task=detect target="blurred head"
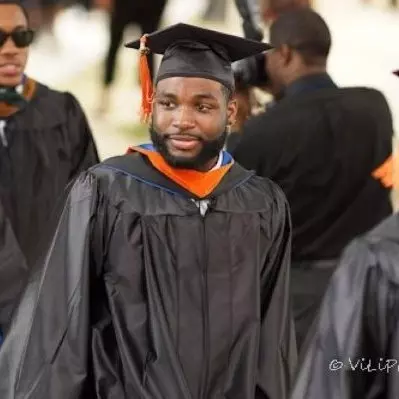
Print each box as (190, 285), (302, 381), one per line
(231, 80), (259, 132)
(151, 76), (237, 171)
(266, 9), (331, 96)
(0, 1), (33, 87)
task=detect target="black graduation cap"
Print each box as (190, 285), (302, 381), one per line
(393, 70), (399, 77)
(125, 23), (272, 122)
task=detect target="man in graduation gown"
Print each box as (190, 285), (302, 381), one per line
(232, 9), (393, 350)
(291, 211), (399, 398)
(0, 23), (297, 399)
(0, 0), (99, 339)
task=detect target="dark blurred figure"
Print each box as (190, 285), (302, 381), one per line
(291, 211), (399, 399)
(261, 0), (313, 24)
(232, 9), (393, 350)
(226, 80), (259, 153)
(24, 0), (64, 38)
(99, 0), (167, 112)
(202, 0), (227, 22)
(0, 0), (99, 339)
(39, 0), (63, 33)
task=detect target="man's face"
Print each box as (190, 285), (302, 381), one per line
(265, 48), (287, 98)
(151, 77), (237, 170)
(232, 87), (256, 132)
(0, 4), (29, 87)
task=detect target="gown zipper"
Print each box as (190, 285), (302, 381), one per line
(198, 198), (215, 399)
(0, 120), (8, 147)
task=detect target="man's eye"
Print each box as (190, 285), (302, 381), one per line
(158, 100), (175, 109)
(197, 104), (212, 112)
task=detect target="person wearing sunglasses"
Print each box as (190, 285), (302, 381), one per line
(0, 0), (99, 346)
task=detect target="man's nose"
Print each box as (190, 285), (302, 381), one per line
(1, 37), (18, 55)
(172, 106), (195, 130)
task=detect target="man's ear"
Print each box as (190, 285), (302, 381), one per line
(227, 98), (238, 126)
(280, 44), (293, 66)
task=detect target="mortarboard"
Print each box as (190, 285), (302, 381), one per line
(393, 70), (399, 77)
(125, 23), (272, 122)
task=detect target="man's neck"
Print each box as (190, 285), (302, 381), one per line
(284, 67), (328, 88)
(197, 152), (223, 172)
(279, 70), (337, 100)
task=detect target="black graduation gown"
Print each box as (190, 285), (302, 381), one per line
(233, 86), (393, 261)
(291, 212), (399, 399)
(0, 82), (99, 329)
(0, 152), (297, 399)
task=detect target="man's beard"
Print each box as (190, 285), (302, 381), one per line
(150, 127), (227, 171)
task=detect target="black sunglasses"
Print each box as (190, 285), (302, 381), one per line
(0, 29), (35, 48)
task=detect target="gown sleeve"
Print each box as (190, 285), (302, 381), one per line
(257, 184), (298, 399)
(0, 201), (28, 330)
(291, 236), (399, 399)
(0, 171), (116, 399)
(64, 92), (100, 179)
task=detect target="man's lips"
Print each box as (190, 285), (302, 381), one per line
(0, 64), (22, 76)
(167, 135), (201, 151)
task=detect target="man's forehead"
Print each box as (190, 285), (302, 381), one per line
(156, 77), (223, 94)
(0, 4), (27, 28)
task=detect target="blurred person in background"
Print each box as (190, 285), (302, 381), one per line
(261, 0), (313, 24)
(202, 0), (227, 23)
(232, 9), (394, 350)
(24, 0), (64, 40)
(98, 0), (167, 112)
(227, 0), (275, 153)
(225, 78), (259, 153)
(37, 0), (63, 36)
(0, 0), (99, 344)
(291, 210), (399, 399)
(234, 0), (314, 41)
